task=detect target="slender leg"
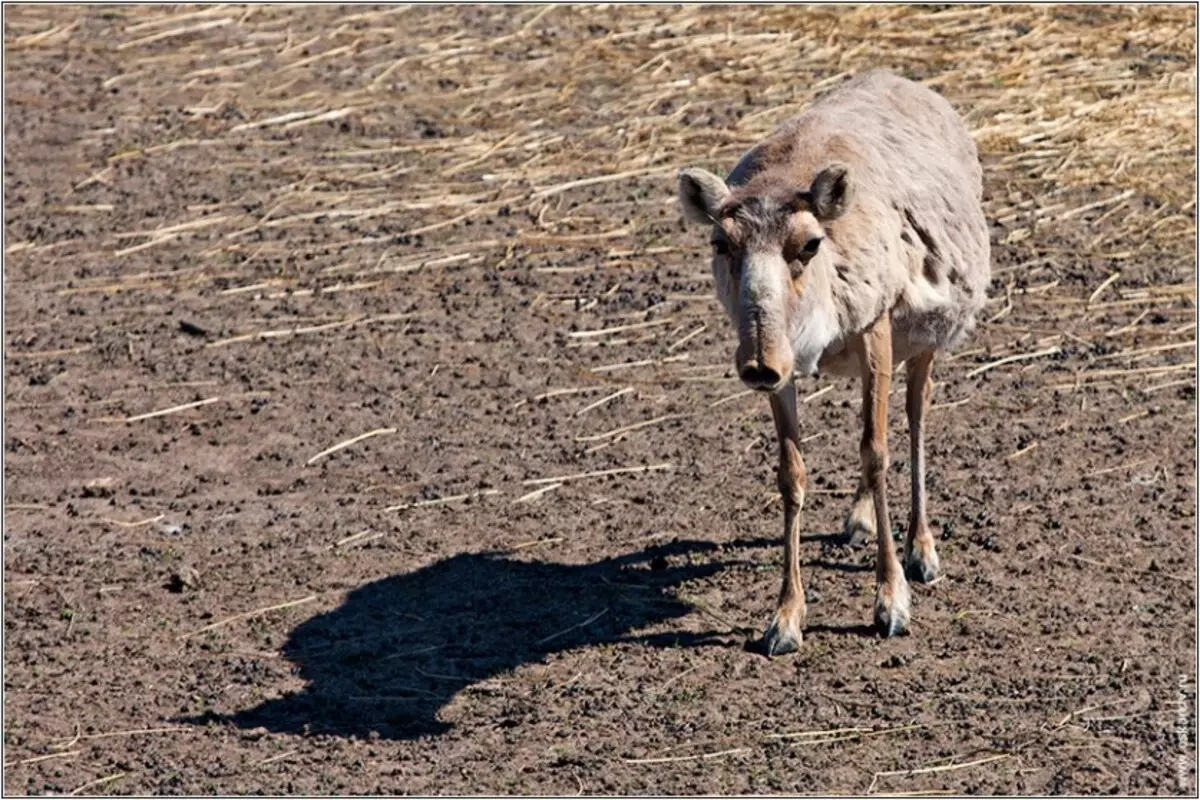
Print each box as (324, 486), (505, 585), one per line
(904, 350), (940, 583)
(762, 379), (807, 656)
(853, 313), (910, 637)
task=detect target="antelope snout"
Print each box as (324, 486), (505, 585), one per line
(736, 338), (792, 392)
(739, 361), (783, 390)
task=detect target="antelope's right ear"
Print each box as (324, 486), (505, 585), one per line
(677, 168), (730, 225)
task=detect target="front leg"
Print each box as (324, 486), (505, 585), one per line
(762, 380), (807, 656)
(854, 313), (910, 637)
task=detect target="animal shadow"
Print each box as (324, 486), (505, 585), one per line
(192, 539), (752, 740)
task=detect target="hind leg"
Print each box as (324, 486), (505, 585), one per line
(843, 476), (875, 547)
(904, 350), (940, 583)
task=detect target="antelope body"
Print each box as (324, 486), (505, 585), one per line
(677, 69), (990, 655)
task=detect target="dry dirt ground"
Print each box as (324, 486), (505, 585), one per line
(4, 5), (1197, 795)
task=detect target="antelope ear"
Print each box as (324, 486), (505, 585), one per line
(677, 168), (730, 225)
(810, 163), (853, 220)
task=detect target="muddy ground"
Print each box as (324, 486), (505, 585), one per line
(4, 5), (1197, 795)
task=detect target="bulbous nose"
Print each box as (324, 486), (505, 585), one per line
(739, 361), (783, 390)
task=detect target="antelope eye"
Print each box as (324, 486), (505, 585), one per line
(711, 239), (731, 257)
(788, 236), (823, 271)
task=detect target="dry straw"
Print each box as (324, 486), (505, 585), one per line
(7, 5), (1192, 285)
(4, 5), (1194, 481)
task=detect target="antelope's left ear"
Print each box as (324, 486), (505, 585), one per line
(677, 167), (730, 225)
(810, 162), (853, 221)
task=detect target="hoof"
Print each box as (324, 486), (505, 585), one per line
(842, 493), (875, 547)
(762, 611), (804, 656)
(842, 518), (872, 548)
(904, 541), (940, 584)
(874, 578), (911, 638)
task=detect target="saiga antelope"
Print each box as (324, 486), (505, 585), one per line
(677, 69), (990, 655)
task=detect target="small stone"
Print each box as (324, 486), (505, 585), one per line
(166, 566), (202, 593)
(82, 477), (116, 498)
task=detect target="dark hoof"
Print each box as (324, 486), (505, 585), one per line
(874, 612), (909, 638)
(762, 616), (802, 656)
(874, 580), (911, 638)
(905, 558), (938, 584)
(904, 545), (940, 584)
